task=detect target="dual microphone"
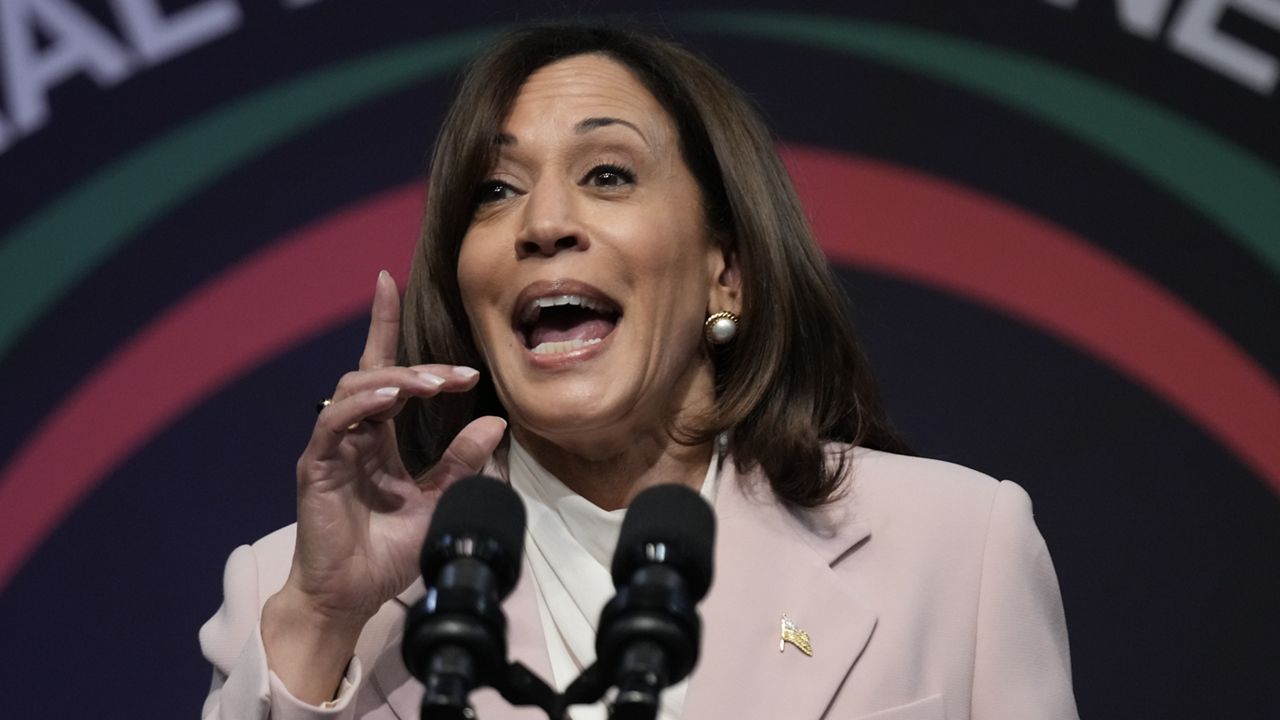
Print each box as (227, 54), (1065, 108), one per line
(401, 475), (716, 720)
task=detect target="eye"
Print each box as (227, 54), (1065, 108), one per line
(584, 163), (635, 188)
(475, 179), (518, 205)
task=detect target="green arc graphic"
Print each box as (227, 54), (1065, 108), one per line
(1, 14), (1277, 362)
(0, 29), (494, 360)
(682, 11), (1280, 273)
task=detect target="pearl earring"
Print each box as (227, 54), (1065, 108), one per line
(704, 311), (739, 345)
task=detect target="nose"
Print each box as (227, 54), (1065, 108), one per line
(515, 179), (588, 258)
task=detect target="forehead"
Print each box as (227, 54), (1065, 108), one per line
(502, 54), (674, 140)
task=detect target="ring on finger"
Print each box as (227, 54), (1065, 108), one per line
(317, 396), (361, 431)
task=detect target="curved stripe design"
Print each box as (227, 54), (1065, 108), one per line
(0, 186), (422, 592)
(683, 11), (1280, 279)
(781, 145), (1280, 493)
(2, 149), (1277, 593)
(4, 14), (1278, 368)
(0, 29), (491, 361)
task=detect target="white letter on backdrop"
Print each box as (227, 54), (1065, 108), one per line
(1115, 0), (1178, 38)
(0, 0), (131, 133)
(109, 0), (241, 65)
(1170, 0), (1280, 93)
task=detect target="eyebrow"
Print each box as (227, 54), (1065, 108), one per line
(493, 116), (650, 147)
(575, 116), (648, 145)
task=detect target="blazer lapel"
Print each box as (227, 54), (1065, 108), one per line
(682, 461), (876, 720)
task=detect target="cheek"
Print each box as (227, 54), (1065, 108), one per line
(637, 247), (718, 352)
(455, 243), (498, 368)
(456, 236), (491, 318)
(631, 211), (709, 274)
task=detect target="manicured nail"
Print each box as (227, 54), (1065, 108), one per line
(418, 372), (446, 387)
(375, 386), (400, 398)
(454, 366), (480, 379)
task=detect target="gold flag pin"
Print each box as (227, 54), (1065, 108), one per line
(779, 614), (813, 656)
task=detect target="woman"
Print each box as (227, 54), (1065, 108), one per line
(200, 25), (1079, 720)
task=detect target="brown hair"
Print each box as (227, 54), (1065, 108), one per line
(398, 24), (908, 506)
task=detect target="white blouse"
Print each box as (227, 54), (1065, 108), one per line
(507, 438), (722, 720)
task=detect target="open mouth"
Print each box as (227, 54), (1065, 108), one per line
(515, 293), (621, 355)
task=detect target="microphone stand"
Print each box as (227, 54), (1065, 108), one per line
(493, 662), (560, 718)
(404, 584), (560, 719)
(555, 579), (697, 720)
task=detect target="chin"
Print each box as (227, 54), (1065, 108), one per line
(505, 385), (636, 446)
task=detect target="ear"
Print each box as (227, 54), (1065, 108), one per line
(707, 237), (743, 316)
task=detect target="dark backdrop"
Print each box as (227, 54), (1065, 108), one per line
(1, 1), (1277, 717)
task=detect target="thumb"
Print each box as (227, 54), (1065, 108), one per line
(424, 416), (507, 492)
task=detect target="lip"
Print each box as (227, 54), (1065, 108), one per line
(511, 279), (622, 365)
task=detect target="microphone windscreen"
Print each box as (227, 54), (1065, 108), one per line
(611, 484), (715, 600)
(422, 475), (526, 594)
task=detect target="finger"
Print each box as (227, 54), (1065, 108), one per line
(357, 364), (486, 425)
(409, 364), (482, 391)
(334, 366), (447, 402)
(314, 386), (403, 440)
(330, 365), (482, 410)
(424, 416), (508, 491)
(359, 270), (401, 371)
(338, 365), (480, 397)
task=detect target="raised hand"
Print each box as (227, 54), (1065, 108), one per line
(261, 270), (506, 703)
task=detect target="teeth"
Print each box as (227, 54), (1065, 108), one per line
(530, 294), (610, 315)
(531, 337), (604, 355)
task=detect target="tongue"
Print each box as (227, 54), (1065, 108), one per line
(528, 315), (615, 347)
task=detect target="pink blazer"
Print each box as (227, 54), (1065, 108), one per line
(200, 447), (1079, 719)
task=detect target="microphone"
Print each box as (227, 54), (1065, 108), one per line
(402, 475), (526, 720)
(561, 483), (716, 720)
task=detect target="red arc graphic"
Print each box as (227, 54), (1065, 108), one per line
(1, 146), (1276, 593)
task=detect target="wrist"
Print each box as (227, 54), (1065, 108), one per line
(261, 586), (366, 705)
(266, 582), (370, 639)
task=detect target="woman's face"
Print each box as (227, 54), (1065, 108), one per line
(457, 54), (737, 455)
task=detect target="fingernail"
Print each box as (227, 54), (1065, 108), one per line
(418, 372), (446, 387)
(375, 386), (400, 398)
(454, 366), (480, 379)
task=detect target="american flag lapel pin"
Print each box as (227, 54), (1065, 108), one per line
(780, 614), (813, 656)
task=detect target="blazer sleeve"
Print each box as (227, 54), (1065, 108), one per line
(198, 542), (364, 720)
(970, 480), (1080, 719)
